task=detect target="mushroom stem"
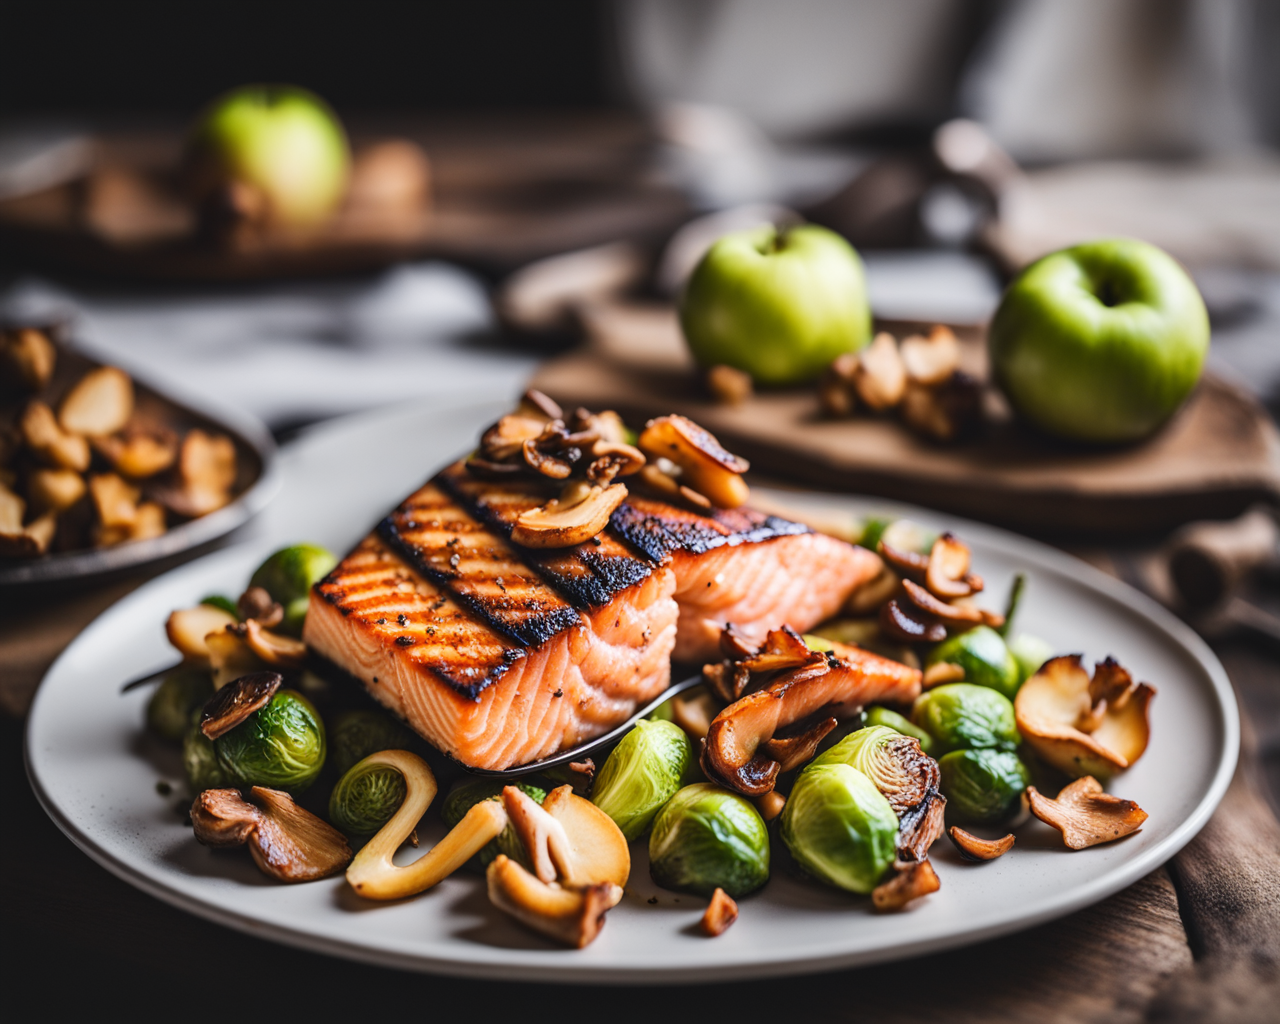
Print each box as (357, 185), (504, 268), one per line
(486, 855), (620, 948)
(345, 750), (508, 900)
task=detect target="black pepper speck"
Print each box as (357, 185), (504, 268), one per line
(395, 636), (415, 647)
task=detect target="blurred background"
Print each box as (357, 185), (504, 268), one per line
(1, 0), (1277, 433)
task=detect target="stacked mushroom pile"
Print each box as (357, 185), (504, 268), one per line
(0, 326), (240, 557)
(819, 326), (983, 442)
(467, 390), (751, 548)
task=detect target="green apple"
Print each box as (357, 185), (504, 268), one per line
(187, 84), (351, 226)
(989, 238), (1209, 442)
(679, 224), (872, 385)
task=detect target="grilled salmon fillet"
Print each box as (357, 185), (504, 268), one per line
(305, 462), (882, 769)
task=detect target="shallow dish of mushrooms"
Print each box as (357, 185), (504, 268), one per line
(25, 397), (1238, 983)
(0, 325), (276, 587)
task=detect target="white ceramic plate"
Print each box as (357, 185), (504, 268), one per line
(26, 398), (1239, 984)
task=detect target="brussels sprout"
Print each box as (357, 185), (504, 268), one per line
(780, 764), (899, 894)
(329, 709), (417, 776)
(809, 725), (934, 814)
(442, 778), (548, 868)
(864, 706), (934, 753)
(938, 748), (1030, 823)
(183, 718), (233, 791)
(214, 690), (326, 792)
(856, 516), (892, 552)
(649, 784), (770, 898)
(147, 668), (214, 743)
(1010, 633), (1054, 684)
(592, 719), (692, 840)
(199, 594), (239, 617)
(329, 756), (407, 835)
(878, 519), (938, 556)
(927, 626), (1021, 700)
(249, 543), (338, 635)
(911, 683), (1019, 755)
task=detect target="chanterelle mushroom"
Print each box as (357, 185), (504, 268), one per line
(191, 786), (352, 883)
(511, 479), (629, 549)
(1027, 776), (1148, 850)
(1015, 655), (1154, 779)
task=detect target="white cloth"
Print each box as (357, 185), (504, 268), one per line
(0, 262), (537, 431)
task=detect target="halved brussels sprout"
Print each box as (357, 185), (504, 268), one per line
(938, 749), (1030, 823)
(809, 725), (936, 814)
(864, 706), (934, 753)
(147, 668), (214, 743)
(214, 689), (326, 792)
(1010, 633), (1054, 684)
(329, 709), (417, 776)
(780, 764), (899, 894)
(442, 778), (548, 868)
(329, 756), (408, 835)
(183, 716), (233, 791)
(249, 543), (338, 635)
(911, 683), (1019, 755)
(592, 719), (693, 841)
(926, 626), (1020, 700)
(649, 783), (770, 898)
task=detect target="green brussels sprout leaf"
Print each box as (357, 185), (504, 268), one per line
(592, 719), (692, 841)
(249, 543), (338, 636)
(329, 757), (408, 835)
(938, 748), (1030, 823)
(911, 683), (1019, 755)
(147, 668), (214, 743)
(926, 625), (1021, 700)
(330, 709), (417, 776)
(863, 706), (934, 753)
(183, 715), (234, 791)
(214, 689), (326, 792)
(649, 783), (770, 898)
(780, 764), (898, 894)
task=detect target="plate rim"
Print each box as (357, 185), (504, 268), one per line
(23, 401), (1241, 984)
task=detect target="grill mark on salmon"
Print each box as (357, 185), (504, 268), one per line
(438, 461), (656, 609)
(378, 481), (581, 647)
(306, 534), (678, 769)
(312, 535), (523, 699)
(609, 495), (811, 562)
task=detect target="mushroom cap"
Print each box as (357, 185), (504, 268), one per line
(511, 481), (628, 549)
(1015, 655), (1154, 779)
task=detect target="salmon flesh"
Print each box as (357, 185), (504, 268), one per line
(304, 462), (882, 769)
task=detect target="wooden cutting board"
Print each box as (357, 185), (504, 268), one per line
(531, 302), (1280, 537)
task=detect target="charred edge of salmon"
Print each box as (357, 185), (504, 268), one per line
(376, 513), (581, 648)
(436, 461), (657, 610)
(609, 496), (812, 563)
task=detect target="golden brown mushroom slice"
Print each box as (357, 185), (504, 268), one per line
(702, 643), (922, 795)
(872, 859), (941, 912)
(191, 787), (352, 883)
(199, 671), (282, 739)
(0, 484), (56, 557)
(21, 400), (90, 472)
(701, 887), (739, 936)
(0, 327), (57, 392)
(59, 366), (134, 436)
(901, 579), (1004, 630)
(160, 429), (238, 518)
(638, 414), (750, 509)
(94, 426), (178, 479)
(511, 480), (628, 548)
(1027, 776), (1148, 850)
(925, 533), (981, 600)
(346, 750), (508, 900)
(948, 826), (1015, 861)
(485, 785), (630, 948)
(900, 326), (960, 386)
(852, 332), (907, 411)
(165, 604), (239, 665)
(1015, 655), (1155, 779)
(27, 469), (86, 515)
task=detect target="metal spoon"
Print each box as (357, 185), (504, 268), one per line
(464, 673), (704, 778)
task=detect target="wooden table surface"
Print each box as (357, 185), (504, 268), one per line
(4, 545), (1279, 1021)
